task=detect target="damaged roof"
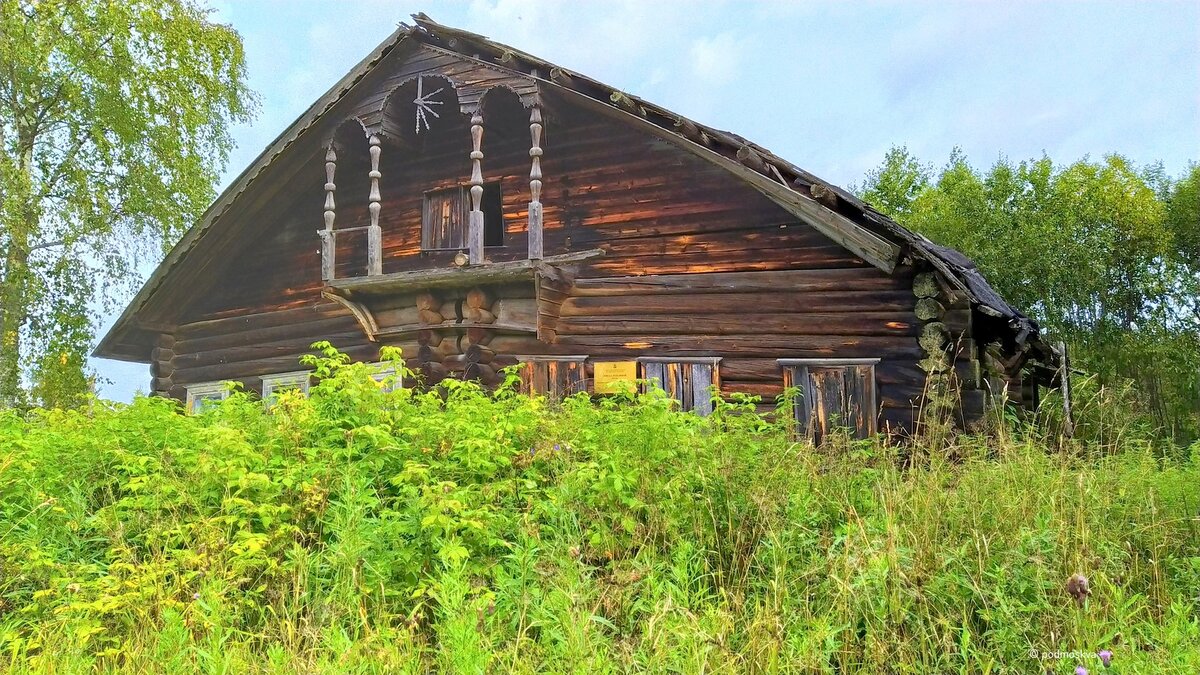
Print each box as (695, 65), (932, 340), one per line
(95, 13), (1057, 368)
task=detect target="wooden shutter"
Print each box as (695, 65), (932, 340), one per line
(422, 186), (468, 250)
(780, 359), (878, 442)
(639, 357), (720, 416)
(518, 357), (587, 398)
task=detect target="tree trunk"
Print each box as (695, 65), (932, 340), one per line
(0, 140), (36, 407)
(0, 234), (30, 407)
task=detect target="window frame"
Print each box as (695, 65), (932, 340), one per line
(421, 181), (504, 251)
(185, 381), (229, 414)
(260, 370), (312, 401)
(778, 358), (879, 441)
(367, 360), (403, 392)
(637, 356), (721, 416)
(514, 355), (588, 398)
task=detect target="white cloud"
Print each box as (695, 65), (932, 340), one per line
(689, 32), (740, 88)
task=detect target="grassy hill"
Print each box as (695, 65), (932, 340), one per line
(1, 348), (1197, 673)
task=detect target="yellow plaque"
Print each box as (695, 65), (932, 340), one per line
(593, 361), (638, 394)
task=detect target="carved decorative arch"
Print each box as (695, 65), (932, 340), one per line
(373, 73), (461, 144)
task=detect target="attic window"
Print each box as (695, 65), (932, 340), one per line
(422, 182), (504, 250)
(779, 359), (878, 442)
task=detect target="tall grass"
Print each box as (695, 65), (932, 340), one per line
(0, 346), (1197, 673)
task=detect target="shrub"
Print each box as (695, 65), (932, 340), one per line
(0, 345), (1196, 672)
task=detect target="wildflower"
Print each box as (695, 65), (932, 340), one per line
(1075, 667), (1088, 675)
(553, 444), (560, 452)
(192, 592), (200, 601)
(1066, 573), (1090, 606)
(1098, 650), (1112, 668)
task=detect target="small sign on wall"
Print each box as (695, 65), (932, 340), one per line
(593, 361), (638, 394)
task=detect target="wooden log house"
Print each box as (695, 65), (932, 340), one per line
(94, 14), (1059, 437)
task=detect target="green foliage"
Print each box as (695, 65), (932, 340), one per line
(859, 148), (1200, 441)
(0, 0), (255, 408)
(0, 346), (1197, 672)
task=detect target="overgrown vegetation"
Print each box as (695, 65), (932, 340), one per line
(1, 346), (1197, 673)
(859, 149), (1200, 442)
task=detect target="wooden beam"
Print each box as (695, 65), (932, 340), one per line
(326, 249), (602, 296)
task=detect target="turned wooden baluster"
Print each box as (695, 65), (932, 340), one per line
(468, 111), (485, 265)
(320, 145), (337, 281)
(367, 135), (382, 276)
(528, 105), (544, 260)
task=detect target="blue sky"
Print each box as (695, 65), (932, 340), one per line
(91, 0), (1200, 400)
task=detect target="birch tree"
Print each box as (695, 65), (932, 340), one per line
(0, 0), (254, 406)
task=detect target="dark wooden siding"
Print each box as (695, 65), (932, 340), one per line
(164, 49), (925, 432)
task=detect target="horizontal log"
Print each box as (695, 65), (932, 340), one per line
(464, 362), (498, 384)
(173, 344), (385, 385)
(561, 290), (915, 317)
(173, 329), (370, 370)
(465, 307), (495, 324)
(175, 315), (362, 355)
(557, 312), (918, 337)
(179, 302), (352, 341)
(465, 344), (495, 364)
(572, 269), (907, 297)
(914, 298), (945, 321)
(912, 273), (941, 299)
(419, 309), (445, 324)
(465, 287), (494, 309)
(943, 308), (971, 336)
(495, 297), (537, 326)
(418, 344), (448, 363)
(151, 360), (175, 379)
(587, 247), (868, 276)
(556, 334), (923, 359)
(372, 306), (421, 327)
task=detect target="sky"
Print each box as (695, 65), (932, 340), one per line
(91, 0), (1200, 401)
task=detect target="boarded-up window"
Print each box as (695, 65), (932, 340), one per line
(638, 357), (721, 416)
(517, 356), (587, 398)
(422, 182), (504, 250)
(779, 359), (878, 442)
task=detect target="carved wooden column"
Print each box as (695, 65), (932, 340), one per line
(527, 105), (544, 260)
(468, 111), (485, 265)
(320, 145), (337, 281)
(367, 135), (382, 276)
